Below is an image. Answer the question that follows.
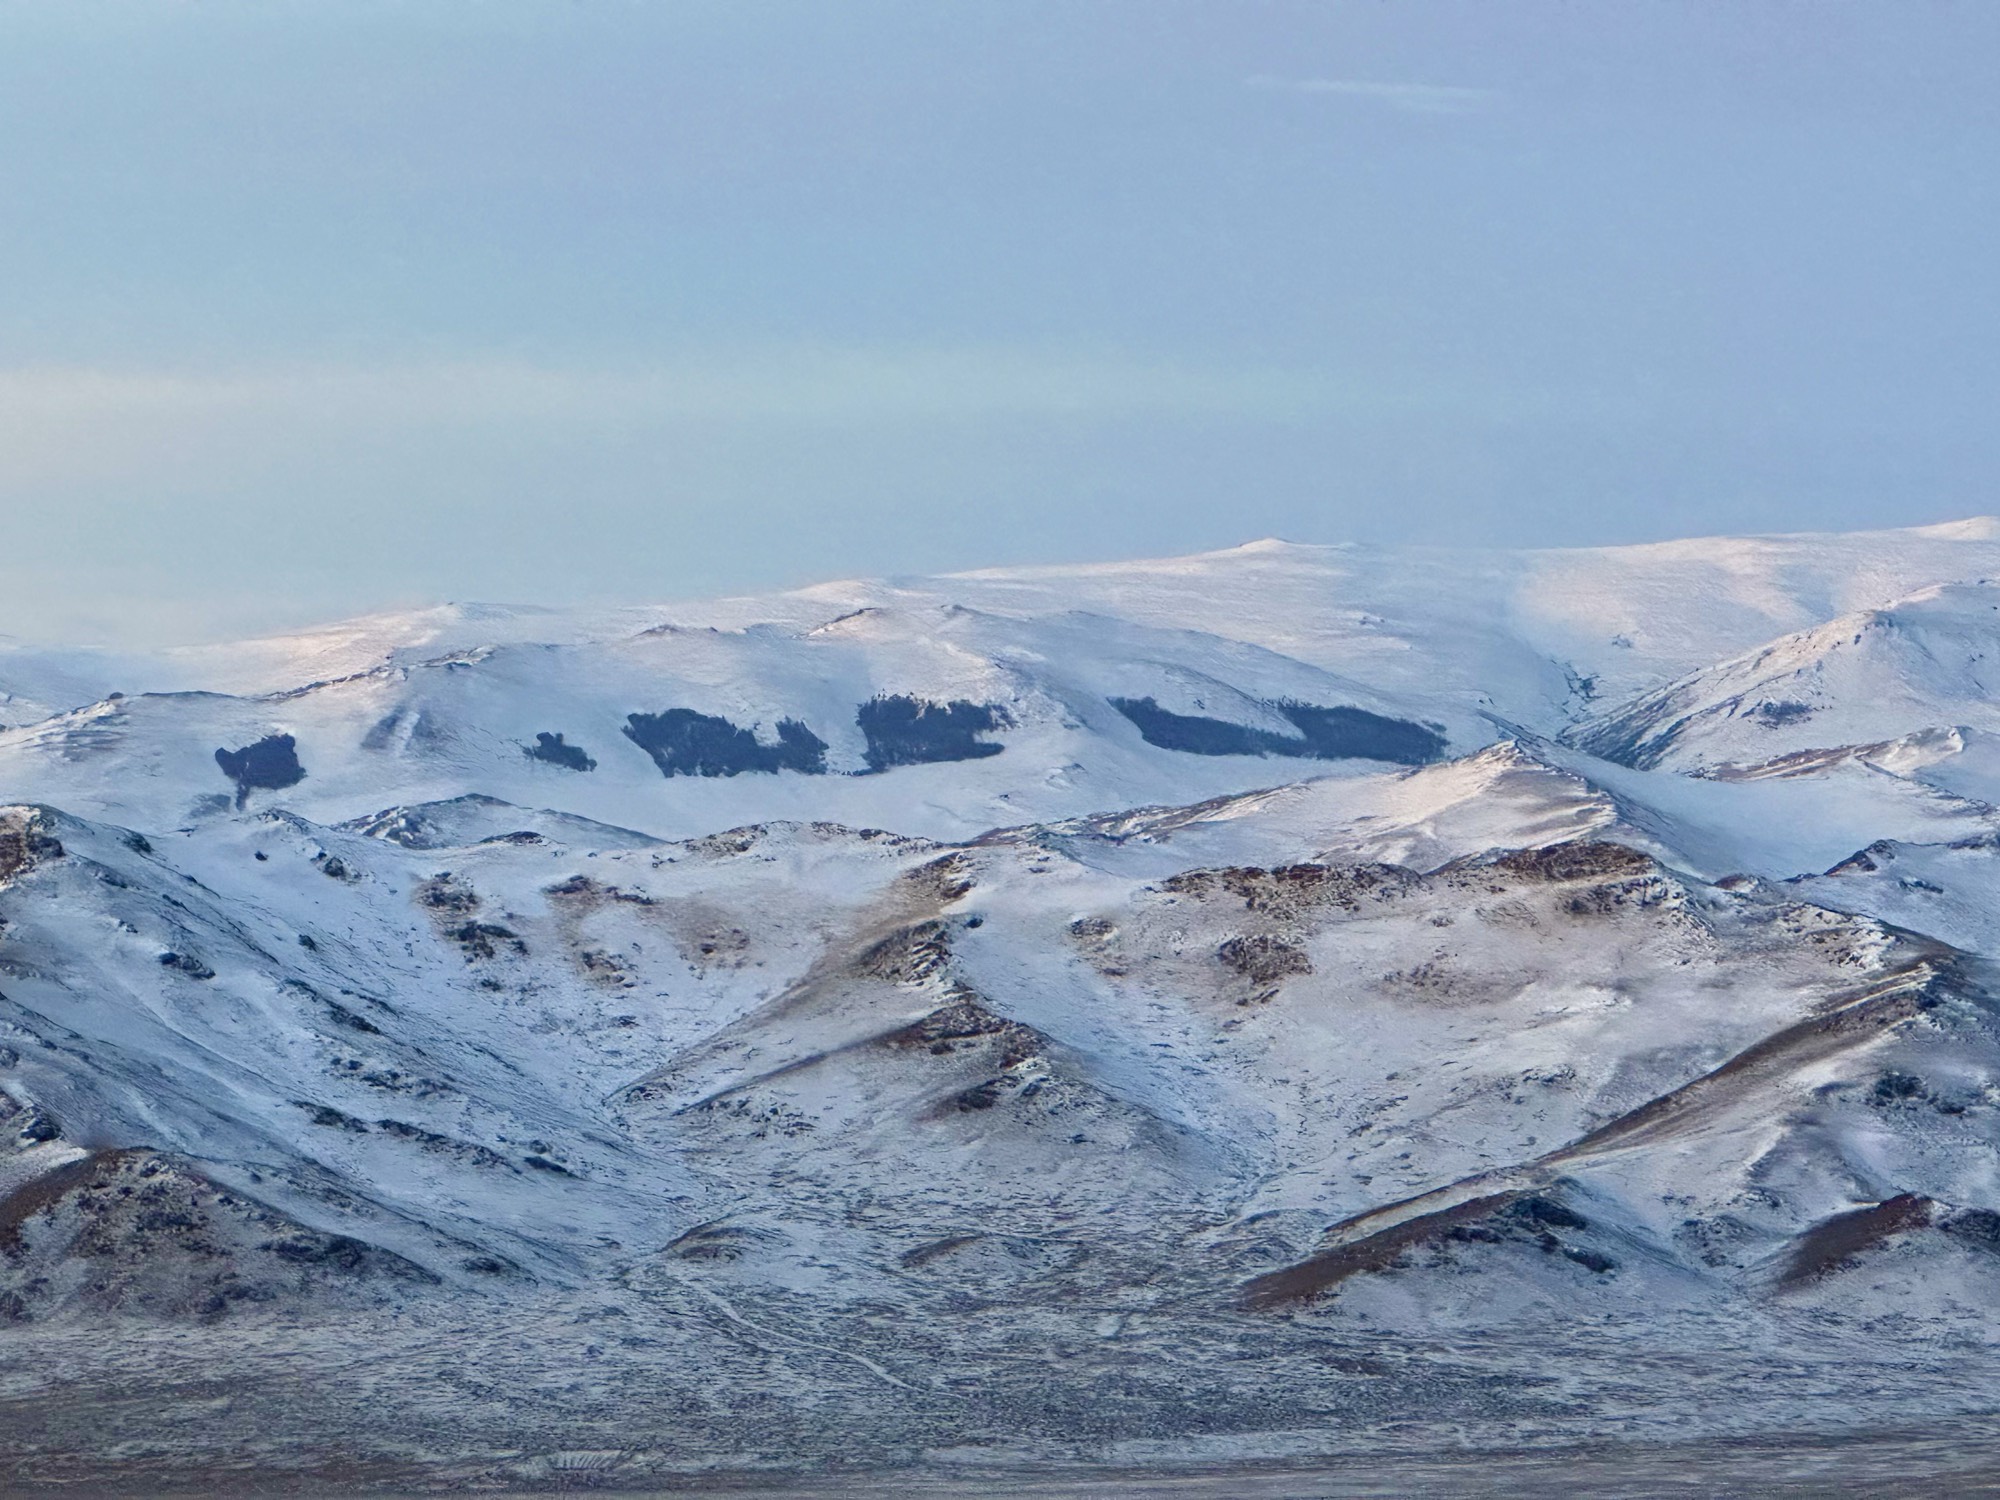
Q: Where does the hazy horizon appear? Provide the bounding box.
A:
[10,511,2000,655]
[6,1,1998,645]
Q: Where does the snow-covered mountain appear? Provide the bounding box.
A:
[10,520,2000,1489]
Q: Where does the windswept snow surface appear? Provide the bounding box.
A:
[11,520,2000,1490]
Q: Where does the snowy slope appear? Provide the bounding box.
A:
[9,517,2000,845]
[0,606,1466,843]
[1569,581,2000,772]
[9,521,2000,1484]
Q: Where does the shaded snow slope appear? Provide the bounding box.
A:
[1570,581,2000,772]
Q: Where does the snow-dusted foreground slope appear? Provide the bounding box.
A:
[9,520,2000,1490]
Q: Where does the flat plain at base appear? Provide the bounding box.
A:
[10,1430,2000,1500]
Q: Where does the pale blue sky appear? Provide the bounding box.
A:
[4,1,1998,642]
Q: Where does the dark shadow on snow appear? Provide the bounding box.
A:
[215,734,306,808]
[623,710,828,778]
[856,695,1012,773]
[1110,696,1444,766]
[524,732,596,772]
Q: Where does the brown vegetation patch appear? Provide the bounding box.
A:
[1242,964,1945,1312]
[684,829,761,859]
[900,1233,981,1268]
[1239,1189,1526,1309]
[665,1220,782,1262]
[0,1151,139,1253]
[0,809,63,883]
[855,920,952,984]
[689,926,750,964]
[1491,842,1654,884]
[1553,967,1937,1161]
[1217,933,1312,984]
[545,874,656,910]
[2,1150,437,1321]
[884,993,1040,1068]
[1777,1193,1934,1288]
[415,875,526,960]
[1162,862,1411,918]
[906,852,976,904]
[1562,876,1673,916]
[577,948,636,986]
[415,873,479,916]
[449,921,525,961]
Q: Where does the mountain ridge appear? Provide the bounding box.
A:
[11,521,2000,1487]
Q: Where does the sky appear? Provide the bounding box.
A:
[4,1,1999,644]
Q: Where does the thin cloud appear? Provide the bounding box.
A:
[0,350,1344,493]
[1247,76,1500,114]
[0,350,1343,435]
[0,349,1597,495]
